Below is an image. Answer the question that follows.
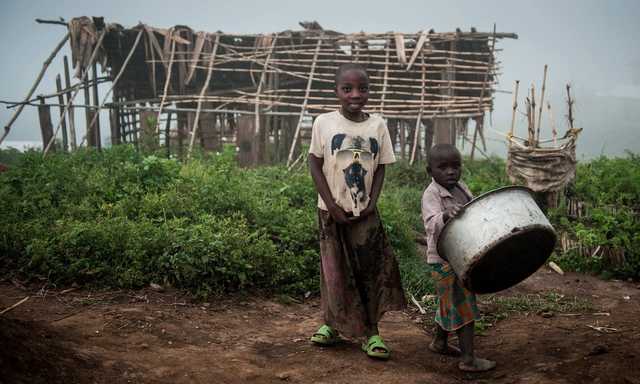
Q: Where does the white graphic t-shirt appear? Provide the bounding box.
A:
[309,111,396,216]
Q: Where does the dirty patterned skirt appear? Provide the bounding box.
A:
[431,262,480,332]
[318,209,406,338]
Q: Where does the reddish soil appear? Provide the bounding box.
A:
[1,268,639,384]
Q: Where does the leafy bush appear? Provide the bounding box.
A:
[2,146,637,300]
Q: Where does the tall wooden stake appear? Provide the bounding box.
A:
[409,54,426,165]
[91,62,102,149]
[508,80,520,138]
[566,84,575,130]
[55,75,68,151]
[38,97,55,152]
[536,64,548,143]
[63,55,77,150]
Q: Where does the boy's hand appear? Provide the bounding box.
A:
[348,205,375,223]
[327,203,350,225]
[443,204,463,222]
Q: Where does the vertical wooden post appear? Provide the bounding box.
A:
[55,75,68,151]
[83,75,94,147]
[508,80,520,137]
[165,111,172,158]
[400,121,406,159]
[536,64,548,143]
[529,84,536,146]
[91,62,101,149]
[380,38,391,115]
[63,55,77,150]
[109,106,120,146]
[410,54,426,165]
[38,97,55,152]
[566,84,575,130]
[547,102,558,146]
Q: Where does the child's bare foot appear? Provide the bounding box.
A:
[458,358,496,372]
[428,340,461,356]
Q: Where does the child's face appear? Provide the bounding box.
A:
[335,69,369,117]
[428,151,462,189]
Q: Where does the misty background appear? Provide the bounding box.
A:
[1,0,638,159]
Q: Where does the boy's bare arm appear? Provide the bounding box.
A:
[309,154,349,224]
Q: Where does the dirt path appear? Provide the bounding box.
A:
[1,268,639,384]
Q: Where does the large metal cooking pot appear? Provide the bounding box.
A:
[437,186,556,294]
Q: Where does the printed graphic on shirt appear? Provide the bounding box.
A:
[331,134,379,216]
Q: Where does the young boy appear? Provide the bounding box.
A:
[422,144,496,372]
[308,63,406,359]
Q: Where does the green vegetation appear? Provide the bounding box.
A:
[0,146,637,300]
[549,152,640,279]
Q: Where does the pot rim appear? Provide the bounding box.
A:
[437,185,536,252]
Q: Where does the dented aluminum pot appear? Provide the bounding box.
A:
[437,186,556,294]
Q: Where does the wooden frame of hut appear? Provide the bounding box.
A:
[0,17,517,165]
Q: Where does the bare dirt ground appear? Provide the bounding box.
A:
[1,267,639,384]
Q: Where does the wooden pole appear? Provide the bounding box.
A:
[547,102,558,146]
[470,120,479,160]
[529,84,536,146]
[83,72,94,147]
[536,64,548,143]
[566,84,575,130]
[44,31,106,156]
[0,32,69,145]
[165,111,172,158]
[409,54,426,165]
[63,55,77,150]
[188,34,220,158]
[508,80,520,137]
[38,97,55,152]
[55,75,68,151]
[287,38,322,166]
[91,62,102,149]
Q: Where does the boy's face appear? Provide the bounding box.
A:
[335,69,369,116]
[428,151,462,189]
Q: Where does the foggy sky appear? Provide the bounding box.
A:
[1,0,639,158]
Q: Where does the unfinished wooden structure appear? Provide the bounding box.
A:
[0,17,517,164]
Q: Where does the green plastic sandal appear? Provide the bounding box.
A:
[362,335,390,360]
[310,324,340,345]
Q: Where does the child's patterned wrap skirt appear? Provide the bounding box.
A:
[431,262,480,331]
[318,209,406,338]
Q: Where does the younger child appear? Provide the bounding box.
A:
[308,63,406,359]
[421,144,496,372]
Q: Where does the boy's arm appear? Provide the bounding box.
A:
[309,154,350,224]
[422,188,447,259]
